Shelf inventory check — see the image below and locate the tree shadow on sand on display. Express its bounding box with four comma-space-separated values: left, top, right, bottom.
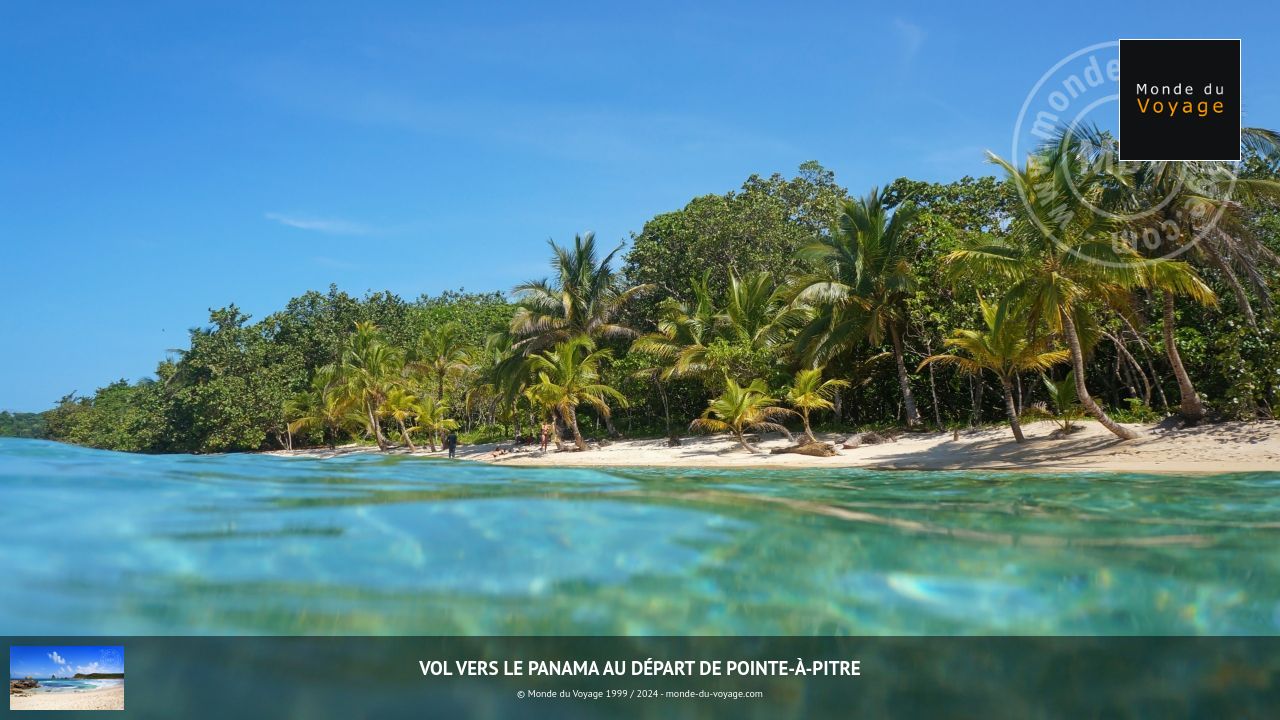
862, 431, 1132, 470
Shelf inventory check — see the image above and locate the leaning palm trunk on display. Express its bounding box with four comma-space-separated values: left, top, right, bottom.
367, 403, 390, 451
550, 409, 567, 451
564, 405, 588, 451
656, 380, 673, 440
1061, 312, 1141, 440
734, 428, 759, 453
395, 419, 417, 452
1119, 314, 1171, 408
745, 421, 793, 449
1201, 238, 1258, 330
435, 370, 448, 447
1000, 378, 1025, 443
1106, 332, 1153, 404
1163, 291, 1206, 423
603, 414, 621, 439
927, 357, 944, 431
889, 323, 921, 426
800, 409, 816, 444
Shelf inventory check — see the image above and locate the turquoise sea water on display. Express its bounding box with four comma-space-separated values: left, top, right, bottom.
2, 438, 1278, 635
10, 678, 122, 693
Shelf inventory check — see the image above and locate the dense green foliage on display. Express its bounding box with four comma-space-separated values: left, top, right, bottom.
28, 148, 1280, 453
623, 160, 847, 317
37, 287, 514, 452
0, 411, 46, 438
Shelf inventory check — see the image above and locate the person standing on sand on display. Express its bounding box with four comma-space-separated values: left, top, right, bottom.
540, 422, 551, 451
446, 429, 458, 459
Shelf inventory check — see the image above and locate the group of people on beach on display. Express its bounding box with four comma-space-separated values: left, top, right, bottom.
487, 422, 556, 459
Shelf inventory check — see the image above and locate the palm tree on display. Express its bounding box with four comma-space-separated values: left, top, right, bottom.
511, 233, 648, 438
629, 355, 677, 442
1042, 371, 1084, 432
283, 391, 320, 450
481, 331, 539, 440
1057, 125, 1231, 422
785, 368, 849, 443
414, 396, 458, 453
1111, 127, 1280, 329
635, 270, 806, 386
339, 321, 403, 451
526, 336, 628, 451
510, 232, 650, 352
947, 147, 1148, 440
408, 322, 473, 444
793, 188, 923, 425
285, 364, 357, 449
1144, 260, 1217, 422
690, 378, 796, 453
721, 271, 809, 349
632, 270, 720, 380
409, 322, 473, 403
381, 387, 422, 451
919, 297, 1069, 442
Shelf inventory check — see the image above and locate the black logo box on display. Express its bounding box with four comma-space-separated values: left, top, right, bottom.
1119, 39, 1240, 161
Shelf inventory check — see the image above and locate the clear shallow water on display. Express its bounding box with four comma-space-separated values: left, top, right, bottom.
2, 438, 1278, 635
12, 679, 121, 693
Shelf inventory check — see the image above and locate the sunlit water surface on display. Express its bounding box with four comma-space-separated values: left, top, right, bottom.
2, 438, 1278, 635
12, 679, 122, 693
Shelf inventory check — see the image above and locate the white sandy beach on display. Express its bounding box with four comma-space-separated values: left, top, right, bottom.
269, 419, 1280, 473
10, 683, 124, 711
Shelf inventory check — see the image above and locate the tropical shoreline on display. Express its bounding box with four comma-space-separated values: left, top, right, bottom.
9, 683, 124, 711
266, 419, 1280, 474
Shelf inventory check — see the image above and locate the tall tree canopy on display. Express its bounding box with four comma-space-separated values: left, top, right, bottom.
623, 161, 847, 316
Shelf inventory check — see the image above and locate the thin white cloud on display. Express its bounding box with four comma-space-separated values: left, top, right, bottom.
74, 662, 106, 675
893, 18, 925, 61
243, 60, 799, 165
265, 212, 372, 235
48, 651, 66, 665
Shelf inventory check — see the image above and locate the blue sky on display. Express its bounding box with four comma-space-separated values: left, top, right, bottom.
9, 646, 124, 678
2, 1, 1279, 411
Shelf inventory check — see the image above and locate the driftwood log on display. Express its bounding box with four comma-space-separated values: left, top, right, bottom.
770, 442, 839, 457
841, 431, 896, 449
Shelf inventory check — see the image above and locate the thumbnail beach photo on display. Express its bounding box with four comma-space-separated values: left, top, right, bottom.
9, 646, 124, 712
